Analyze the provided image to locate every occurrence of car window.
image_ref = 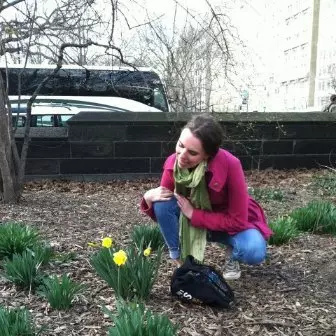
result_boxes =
[35,115,54,127]
[12,115,26,127]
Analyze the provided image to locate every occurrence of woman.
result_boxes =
[141,115,272,280]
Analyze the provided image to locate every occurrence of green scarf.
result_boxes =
[174,160,211,262]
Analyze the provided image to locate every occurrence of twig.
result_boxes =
[245,319,296,328]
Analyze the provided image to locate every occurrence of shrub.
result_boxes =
[38,274,85,310]
[0,223,40,260]
[290,200,336,234]
[131,224,165,251]
[91,238,162,301]
[268,216,299,245]
[0,305,41,336]
[3,250,44,290]
[104,301,178,336]
[248,187,285,202]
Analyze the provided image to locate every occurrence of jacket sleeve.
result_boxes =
[140,168,175,220]
[190,158,249,234]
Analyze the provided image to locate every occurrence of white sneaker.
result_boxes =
[223,259,241,280]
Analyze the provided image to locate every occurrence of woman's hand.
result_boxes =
[175,193,194,219]
[144,186,173,205]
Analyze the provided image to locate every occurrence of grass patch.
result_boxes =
[91,244,162,301]
[0,223,40,260]
[311,172,336,196]
[38,274,84,310]
[290,200,336,235]
[0,305,41,336]
[131,224,165,251]
[268,216,299,245]
[3,250,46,290]
[248,187,285,202]
[105,301,178,336]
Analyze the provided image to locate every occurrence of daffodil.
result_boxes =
[113,250,127,266]
[88,242,99,247]
[101,237,113,248]
[144,247,152,257]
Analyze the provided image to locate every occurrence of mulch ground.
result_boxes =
[0,169,335,336]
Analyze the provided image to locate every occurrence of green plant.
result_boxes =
[91,244,162,301]
[248,187,285,202]
[131,224,165,251]
[104,301,178,336]
[268,216,299,245]
[0,305,41,336]
[38,274,85,310]
[28,244,53,266]
[0,223,40,260]
[312,172,336,196]
[290,200,336,234]
[3,250,44,290]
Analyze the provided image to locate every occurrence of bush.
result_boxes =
[0,223,40,260]
[3,250,45,290]
[268,216,299,245]
[0,305,41,336]
[91,239,162,301]
[248,187,285,202]
[105,301,178,336]
[131,224,165,251]
[290,200,336,234]
[38,274,84,310]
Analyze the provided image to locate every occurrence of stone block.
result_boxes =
[294,140,336,154]
[25,159,59,175]
[60,158,150,174]
[115,142,161,157]
[70,142,114,157]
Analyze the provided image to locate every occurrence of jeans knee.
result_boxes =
[240,242,266,265]
[153,198,177,218]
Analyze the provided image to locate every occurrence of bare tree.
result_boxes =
[129,2,241,113]
[0,0,131,202]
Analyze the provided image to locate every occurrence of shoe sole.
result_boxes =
[223,272,241,280]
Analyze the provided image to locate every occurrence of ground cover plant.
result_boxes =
[104,301,178,336]
[91,239,163,301]
[0,223,40,259]
[38,274,85,310]
[290,200,336,234]
[0,305,42,336]
[0,169,335,335]
[268,216,299,246]
[131,224,165,251]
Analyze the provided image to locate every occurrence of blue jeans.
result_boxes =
[153,197,267,265]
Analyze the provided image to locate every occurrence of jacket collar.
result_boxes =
[164,149,229,192]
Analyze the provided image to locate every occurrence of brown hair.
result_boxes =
[184,114,223,157]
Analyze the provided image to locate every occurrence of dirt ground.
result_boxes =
[0,169,335,336]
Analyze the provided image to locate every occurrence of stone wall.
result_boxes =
[15,112,336,179]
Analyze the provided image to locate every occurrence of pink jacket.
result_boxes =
[140,149,272,239]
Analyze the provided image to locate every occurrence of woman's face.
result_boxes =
[175,128,208,169]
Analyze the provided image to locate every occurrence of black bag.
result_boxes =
[170,255,235,308]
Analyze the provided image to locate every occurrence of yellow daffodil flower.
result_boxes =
[101,237,113,248]
[144,247,152,257]
[88,242,99,247]
[113,250,127,266]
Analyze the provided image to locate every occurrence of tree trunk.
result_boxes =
[0,71,19,202]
